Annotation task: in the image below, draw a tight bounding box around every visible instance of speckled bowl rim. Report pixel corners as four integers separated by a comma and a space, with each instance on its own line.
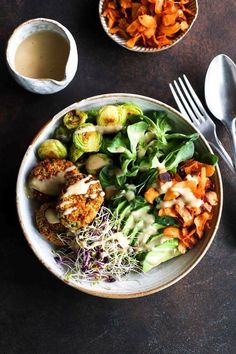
99, 0, 199, 53
16, 93, 223, 299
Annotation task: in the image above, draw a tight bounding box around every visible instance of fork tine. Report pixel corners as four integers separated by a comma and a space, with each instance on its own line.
172, 80, 201, 126
169, 83, 191, 123
178, 77, 205, 124
182, 75, 209, 119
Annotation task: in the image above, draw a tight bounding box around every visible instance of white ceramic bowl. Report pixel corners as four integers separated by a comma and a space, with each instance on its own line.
6, 18, 78, 94
16, 93, 223, 298
99, 0, 198, 53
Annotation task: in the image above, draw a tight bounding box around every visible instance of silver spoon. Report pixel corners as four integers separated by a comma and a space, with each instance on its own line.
205, 54, 236, 171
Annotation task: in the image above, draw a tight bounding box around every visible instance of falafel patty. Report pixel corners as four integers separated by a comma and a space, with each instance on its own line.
36, 202, 66, 246
57, 174, 105, 231
28, 159, 78, 202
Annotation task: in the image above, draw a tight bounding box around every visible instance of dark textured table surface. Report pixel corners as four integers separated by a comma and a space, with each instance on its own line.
0, 1, 236, 353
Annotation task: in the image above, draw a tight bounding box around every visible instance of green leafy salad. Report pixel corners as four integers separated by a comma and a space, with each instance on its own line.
31, 103, 218, 283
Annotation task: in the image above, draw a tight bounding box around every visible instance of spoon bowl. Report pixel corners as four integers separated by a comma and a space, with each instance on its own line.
205, 54, 236, 170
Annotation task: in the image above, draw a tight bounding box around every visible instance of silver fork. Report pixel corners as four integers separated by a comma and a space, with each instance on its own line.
169, 74, 235, 173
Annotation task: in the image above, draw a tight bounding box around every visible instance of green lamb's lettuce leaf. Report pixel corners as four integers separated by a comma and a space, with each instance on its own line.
155, 216, 180, 227
166, 133, 199, 141
134, 168, 158, 193
198, 152, 219, 166
129, 196, 149, 210
162, 140, 195, 171
107, 132, 132, 157
99, 165, 116, 188
127, 121, 148, 155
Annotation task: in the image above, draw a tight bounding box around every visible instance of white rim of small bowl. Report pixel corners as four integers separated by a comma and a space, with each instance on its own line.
99, 0, 199, 53
16, 93, 223, 299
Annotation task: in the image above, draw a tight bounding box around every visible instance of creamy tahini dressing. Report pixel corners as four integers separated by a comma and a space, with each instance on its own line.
112, 232, 130, 249
171, 186, 203, 208
137, 224, 158, 245
45, 208, 60, 224
76, 125, 123, 135
15, 31, 69, 80
130, 176, 202, 246
29, 171, 66, 195
65, 165, 77, 173
160, 187, 203, 209
63, 175, 98, 197
159, 181, 173, 194
125, 191, 135, 201
129, 208, 156, 245
29, 165, 77, 195
63, 206, 77, 216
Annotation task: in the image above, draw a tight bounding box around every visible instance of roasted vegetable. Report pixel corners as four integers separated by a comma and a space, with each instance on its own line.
69, 143, 83, 162
54, 125, 72, 144
38, 139, 67, 160
63, 110, 87, 130
97, 105, 127, 126
73, 123, 102, 152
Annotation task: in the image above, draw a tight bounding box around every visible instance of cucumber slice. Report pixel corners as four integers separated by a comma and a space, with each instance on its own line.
130, 220, 145, 245
142, 239, 181, 273
119, 205, 132, 224
146, 234, 164, 249
122, 214, 135, 236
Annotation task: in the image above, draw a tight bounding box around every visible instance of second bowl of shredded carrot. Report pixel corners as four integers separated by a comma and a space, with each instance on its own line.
99, 0, 198, 53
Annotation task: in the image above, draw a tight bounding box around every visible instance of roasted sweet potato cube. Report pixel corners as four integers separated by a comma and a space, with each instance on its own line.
163, 189, 179, 201
144, 187, 160, 204
158, 207, 178, 217
163, 226, 181, 239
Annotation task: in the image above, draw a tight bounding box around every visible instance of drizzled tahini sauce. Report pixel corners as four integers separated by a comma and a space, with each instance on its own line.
45, 208, 60, 224
131, 175, 203, 246
112, 232, 130, 250
159, 181, 173, 194
125, 191, 135, 201
29, 171, 66, 195
76, 125, 123, 135
159, 179, 203, 209
130, 208, 156, 245
29, 165, 77, 195
63, 175, 98, 197
171, 186, 203, 208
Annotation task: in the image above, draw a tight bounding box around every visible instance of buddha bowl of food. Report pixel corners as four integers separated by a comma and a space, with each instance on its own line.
16, 93, 222, 298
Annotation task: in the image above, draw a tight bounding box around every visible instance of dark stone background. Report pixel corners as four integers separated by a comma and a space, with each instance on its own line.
0, 1, 235, 353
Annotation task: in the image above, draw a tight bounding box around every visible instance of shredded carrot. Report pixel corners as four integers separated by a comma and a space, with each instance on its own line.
195, 166, 207, 198
102, 0, 195, 49
175, 204, 193, 227
181, 159, 215, 177
194, 212, 212, 238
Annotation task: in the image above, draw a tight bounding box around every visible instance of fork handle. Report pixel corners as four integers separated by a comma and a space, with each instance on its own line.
208, 130, 235, 173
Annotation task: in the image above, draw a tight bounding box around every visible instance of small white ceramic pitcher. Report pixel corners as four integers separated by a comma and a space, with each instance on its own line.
6, 18, 78, 94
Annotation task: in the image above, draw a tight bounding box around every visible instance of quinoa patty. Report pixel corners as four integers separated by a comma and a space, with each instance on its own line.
28, 159, 78, 202
57, 174, 105, 231
35, 202, 66, 246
